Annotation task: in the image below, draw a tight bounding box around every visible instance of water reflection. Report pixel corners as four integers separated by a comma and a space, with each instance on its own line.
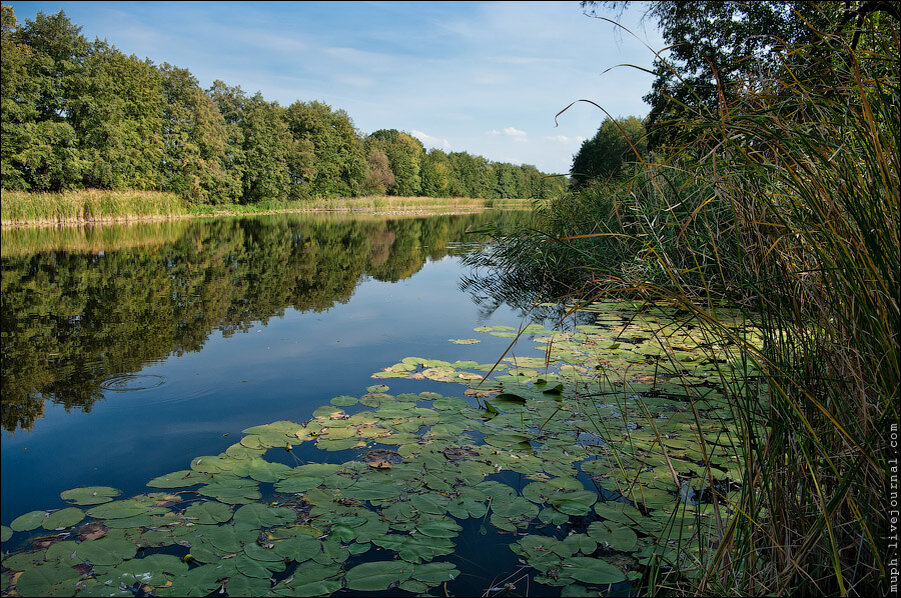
1, 211, 532, 432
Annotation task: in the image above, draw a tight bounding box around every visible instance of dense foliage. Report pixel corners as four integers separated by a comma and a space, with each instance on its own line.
0, 7, 566, 202
475, 1, 898, 594
569, 115, 646, 187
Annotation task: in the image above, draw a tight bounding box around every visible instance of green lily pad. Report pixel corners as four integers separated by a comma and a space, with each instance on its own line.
344, 560, 412, 591
416, 519, 462, 538
10, 510, 47, 532
273, 533, 321, 562
146, 470, 211, 488
42, 507, 84, 530
87, 500, 154, 520
330, 395, 358, 407
158, 562, 226, 597
227, 573, 272, 596
96, 554, 188, 586
233, 503, 296, 527
562, 555, 626, 584
15, 563, 79, 597
60, 486, 121, 505
75, 537, 137, 566
412, 561, 460, 584
1, 525, 12, 542
183, 501, 233, 524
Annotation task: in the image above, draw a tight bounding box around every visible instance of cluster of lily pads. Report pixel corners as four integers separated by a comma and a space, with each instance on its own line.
1, 300, 764, 597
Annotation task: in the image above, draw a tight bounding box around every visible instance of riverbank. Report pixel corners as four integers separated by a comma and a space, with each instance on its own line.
0, 190, 534, 228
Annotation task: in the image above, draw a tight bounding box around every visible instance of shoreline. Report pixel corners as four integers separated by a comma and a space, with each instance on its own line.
0, 200, 533, 229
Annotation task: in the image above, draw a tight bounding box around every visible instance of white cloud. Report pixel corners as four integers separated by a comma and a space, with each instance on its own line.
503, 127, 528, 143
411, 129, 451, 150
546, 135, 571, 142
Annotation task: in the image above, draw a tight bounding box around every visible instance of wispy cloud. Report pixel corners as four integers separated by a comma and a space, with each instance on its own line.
412, 129, 450, 150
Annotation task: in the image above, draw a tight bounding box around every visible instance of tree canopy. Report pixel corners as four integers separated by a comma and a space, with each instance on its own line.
0, 6, 565, 202
569, 116, 646, 186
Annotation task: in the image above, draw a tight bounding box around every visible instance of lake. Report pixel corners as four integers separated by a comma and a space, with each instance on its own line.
1, 210, 753, 596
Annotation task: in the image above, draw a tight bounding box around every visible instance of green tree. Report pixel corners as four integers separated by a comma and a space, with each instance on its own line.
69, 42, 165, 190
420, 149, 451, 197
206, 80, 247, 198
240, 93, 290, 203
570, 116, 646, 186
1, 8, 86, 190
367, 129, 424, 196
448, 152, 492, 198
585, 1, 842, 147
158, 64, 238, 204
284, 100, 367, 198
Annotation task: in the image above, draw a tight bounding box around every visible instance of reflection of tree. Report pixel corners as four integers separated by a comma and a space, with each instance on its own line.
0, 211, 532, 432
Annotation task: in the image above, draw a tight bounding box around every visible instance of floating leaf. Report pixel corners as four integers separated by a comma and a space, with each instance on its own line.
273, 533, 321, 563
412, 561, 459, 584
10, 510, 47, 532
416, 519, 462, 538
146, 470, 210, 489
1, 525, 12, 542
96, 554, 188, 587
42, 507, 84, 530
330, 395, 358, 407
75, 537, 137, 566
60, 486, 120, 506
345, 560, 412, 591
15, 563, 79, 597
183, 501, 232, 525
562, 556, 626, 584
227, 572, 272, 596
233, 503, 296, 528
87, 500, 155, 520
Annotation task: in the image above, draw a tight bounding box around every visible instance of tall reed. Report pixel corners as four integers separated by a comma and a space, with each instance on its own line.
487, 18, 898, 595
1, 189, 187, 225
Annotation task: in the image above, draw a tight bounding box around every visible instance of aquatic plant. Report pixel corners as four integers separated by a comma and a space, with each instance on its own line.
1, 301, 756, 596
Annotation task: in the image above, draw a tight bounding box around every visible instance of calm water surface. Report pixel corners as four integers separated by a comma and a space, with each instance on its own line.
1, 211, 536, 525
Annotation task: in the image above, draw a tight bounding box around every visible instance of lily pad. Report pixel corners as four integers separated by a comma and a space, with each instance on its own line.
562, 556, 626, 584
416, 519, 462, 538
233, 503, 296, 528
60, 486, 121, 506
10, 510, 47, 532
344, 560, 412, 591
146, 470, 211, 488
75, 537, 137, 566
42, 507, 84, 530
15, 563, 79, 597
183, 501, 233, 525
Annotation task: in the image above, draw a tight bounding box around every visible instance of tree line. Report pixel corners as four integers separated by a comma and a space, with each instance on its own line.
0, 7, 567, 203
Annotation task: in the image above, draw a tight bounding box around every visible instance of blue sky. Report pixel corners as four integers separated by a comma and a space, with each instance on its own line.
7, 1, 664, 174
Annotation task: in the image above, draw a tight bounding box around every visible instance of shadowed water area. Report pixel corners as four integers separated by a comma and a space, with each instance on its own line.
1, 211, 761, 597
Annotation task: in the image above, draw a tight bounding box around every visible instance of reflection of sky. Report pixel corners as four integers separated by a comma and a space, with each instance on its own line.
1, 253, 529, 523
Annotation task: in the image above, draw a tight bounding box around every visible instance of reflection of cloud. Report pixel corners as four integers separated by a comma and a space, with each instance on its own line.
412, 129, 451, 149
